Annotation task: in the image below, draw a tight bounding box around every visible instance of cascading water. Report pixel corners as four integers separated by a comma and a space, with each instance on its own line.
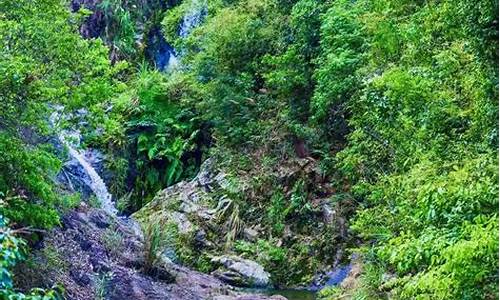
178, 0, 207, 38
146, 26, 178, 71
51, 107, 117, 215
146, 0, 207, 71
50, 0, 208, 216
168, 0, 207, 69
60, 133, 117, 215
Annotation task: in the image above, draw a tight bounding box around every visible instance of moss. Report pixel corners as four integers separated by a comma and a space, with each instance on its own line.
233, 239, 320, 287
317, 286, 342, 299
193, 253, 216, 273
161, 5, 185, 47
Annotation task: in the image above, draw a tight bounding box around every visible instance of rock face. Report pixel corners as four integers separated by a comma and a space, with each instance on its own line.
133, 156, 356, 292
133, 159, 273, 288
70, 0, 106, 39
243, 228, 259, 242
211, 256, 271, 287
15, 205, 282, 300
134, 158, 225, 228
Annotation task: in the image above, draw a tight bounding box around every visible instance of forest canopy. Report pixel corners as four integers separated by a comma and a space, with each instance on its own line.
0, 0, 498, 299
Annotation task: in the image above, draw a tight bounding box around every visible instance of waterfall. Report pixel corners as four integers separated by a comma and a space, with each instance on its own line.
51, 107, 117, 215
152, 0, 206, 71
147, 26, 178, 72
62, 135, 117, 215
179, 0, 207, 38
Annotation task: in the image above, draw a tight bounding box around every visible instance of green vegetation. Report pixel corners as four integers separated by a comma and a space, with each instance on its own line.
106, 68, 205, 209
142, 220, 172, 274
102, 226, 124, 257
0, 216, 62, 299
157, 0, 498, 294
0, 0, 497, 297
0, 0, 123, 228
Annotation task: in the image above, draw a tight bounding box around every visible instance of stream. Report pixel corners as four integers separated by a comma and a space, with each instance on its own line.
244, 263, 352, 300
48, 1, 351, 298
245, 288, 317, 300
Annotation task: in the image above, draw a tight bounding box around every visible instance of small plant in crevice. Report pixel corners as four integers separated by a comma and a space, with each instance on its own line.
115, 191, 134, 215
214, 197, 244, 249
142, 221, 174, 274
266, 191, 286, 236
94, 272, 113, 300
102, 226, 124, 257
284, 179, 312, 221
39, 244, 69, 276
57, 193, 81, 213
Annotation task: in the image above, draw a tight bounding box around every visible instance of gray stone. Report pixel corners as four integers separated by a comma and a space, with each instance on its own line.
243, 228, 259, 242
322, 202, 335, 225
211, 256, 271, 287
168, 211, 194, 234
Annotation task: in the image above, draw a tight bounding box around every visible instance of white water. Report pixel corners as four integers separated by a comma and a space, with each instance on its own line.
64, 141, 117, 215
179, 0, 207, 38
49, 0, 207, 213
51, 109, 117, 215
166, 0, 207, 70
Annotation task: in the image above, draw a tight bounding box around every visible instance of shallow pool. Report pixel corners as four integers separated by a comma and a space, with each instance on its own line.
245, 288, 316, 300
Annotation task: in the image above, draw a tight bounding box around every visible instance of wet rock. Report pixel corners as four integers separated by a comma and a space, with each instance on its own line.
70, 268, 91, 286
74, 234, 92, 251
321, 201, 335, 225
107, 267, 170, 300
212, 269, 247, 287
90, 256, 111, 273
89, 210, 111, 228
194, 228, 210, 248
148, 265, 176, 283
211, 256, 270, 287
62, 211, 87, 230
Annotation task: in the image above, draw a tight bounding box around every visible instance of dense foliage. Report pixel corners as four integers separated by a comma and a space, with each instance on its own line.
0, 215, 62, 299
334, 0, 499, 298
157, 0, 498, 296
0, 0, 124, 228
0, 0, 497, 297
103, 68, 207, 210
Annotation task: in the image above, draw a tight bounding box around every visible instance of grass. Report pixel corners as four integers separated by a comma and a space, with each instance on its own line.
102, 226, 124, 257
143, 221, 170, 274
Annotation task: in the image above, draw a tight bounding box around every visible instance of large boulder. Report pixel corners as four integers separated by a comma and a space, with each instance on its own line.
133, 158, 228, 233
211, 256, 271, 287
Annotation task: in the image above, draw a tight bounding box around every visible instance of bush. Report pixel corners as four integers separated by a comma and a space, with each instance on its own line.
0, 216, 63, 299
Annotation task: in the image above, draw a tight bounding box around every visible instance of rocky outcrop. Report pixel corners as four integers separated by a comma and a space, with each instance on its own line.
14, 204, 283, 300
132, 156, 355, 291
133, 159, 274, 288
211, 256, 271, 287
70, 0, 105, 39
133, 158, 227, 233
